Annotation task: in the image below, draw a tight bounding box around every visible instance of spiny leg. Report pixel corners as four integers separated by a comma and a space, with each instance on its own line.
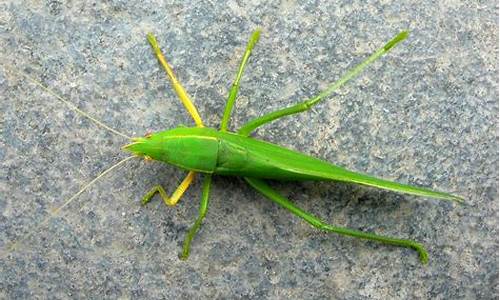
147, 33, 204, 127
180, 174, 212, 260
238, 31, 409, 136
244, 177, 429, 264
220, 29, 261, 131
142, 171, 196, 206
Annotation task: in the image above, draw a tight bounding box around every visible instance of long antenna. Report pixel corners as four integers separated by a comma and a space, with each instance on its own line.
9, 68, 131, 140
2, 156, 135, 258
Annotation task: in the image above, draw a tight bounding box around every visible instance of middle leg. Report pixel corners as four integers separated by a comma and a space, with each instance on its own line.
180, 174, 213, 260
220, 29, 261, 132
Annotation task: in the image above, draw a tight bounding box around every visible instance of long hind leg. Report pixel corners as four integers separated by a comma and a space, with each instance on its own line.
244, 177, 429, 264
238, 31, 409, 136
220, 29, 261, 131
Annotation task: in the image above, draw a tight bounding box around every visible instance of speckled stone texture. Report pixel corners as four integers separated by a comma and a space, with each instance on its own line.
0, 1, 497, 299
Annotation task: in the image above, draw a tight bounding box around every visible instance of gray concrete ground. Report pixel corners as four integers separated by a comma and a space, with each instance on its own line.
0, 1, 498, 299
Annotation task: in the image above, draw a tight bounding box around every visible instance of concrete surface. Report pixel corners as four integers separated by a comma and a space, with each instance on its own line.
0, 0, 498, 299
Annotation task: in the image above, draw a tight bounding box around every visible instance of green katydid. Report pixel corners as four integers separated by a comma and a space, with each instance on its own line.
8, 29, 462, 264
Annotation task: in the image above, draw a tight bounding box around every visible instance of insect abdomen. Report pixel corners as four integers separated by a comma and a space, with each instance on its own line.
214, 132, 323, 180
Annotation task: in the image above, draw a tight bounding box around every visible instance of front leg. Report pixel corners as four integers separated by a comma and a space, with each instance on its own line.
147, 33, 204, 128
142, 171, 196, 206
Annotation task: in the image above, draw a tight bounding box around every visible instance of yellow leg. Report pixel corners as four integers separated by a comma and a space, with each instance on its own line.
142, 171, 197, 206
147, 33, 204, 128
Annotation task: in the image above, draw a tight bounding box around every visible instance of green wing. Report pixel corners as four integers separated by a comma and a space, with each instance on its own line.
215, 131, 463, 203
324, 166, 463, 202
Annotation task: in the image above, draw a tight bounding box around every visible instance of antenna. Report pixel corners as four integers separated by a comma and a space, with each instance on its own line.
2, 156, 135, 258
9, 68, 131, 140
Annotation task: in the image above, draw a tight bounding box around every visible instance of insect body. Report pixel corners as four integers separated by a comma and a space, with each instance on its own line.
10, 29, 462, 264
126, 127, 459, 201
124, 30, 462, 263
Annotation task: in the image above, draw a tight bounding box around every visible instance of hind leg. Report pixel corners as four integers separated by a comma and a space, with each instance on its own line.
244, 177, 428, 264
238, 32, 409, 136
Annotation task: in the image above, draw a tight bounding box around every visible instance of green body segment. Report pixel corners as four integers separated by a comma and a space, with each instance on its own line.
13, 30, 460, 264
120, 30, 462, 264
125, 129, 219, 172
125, 127, 461, 202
